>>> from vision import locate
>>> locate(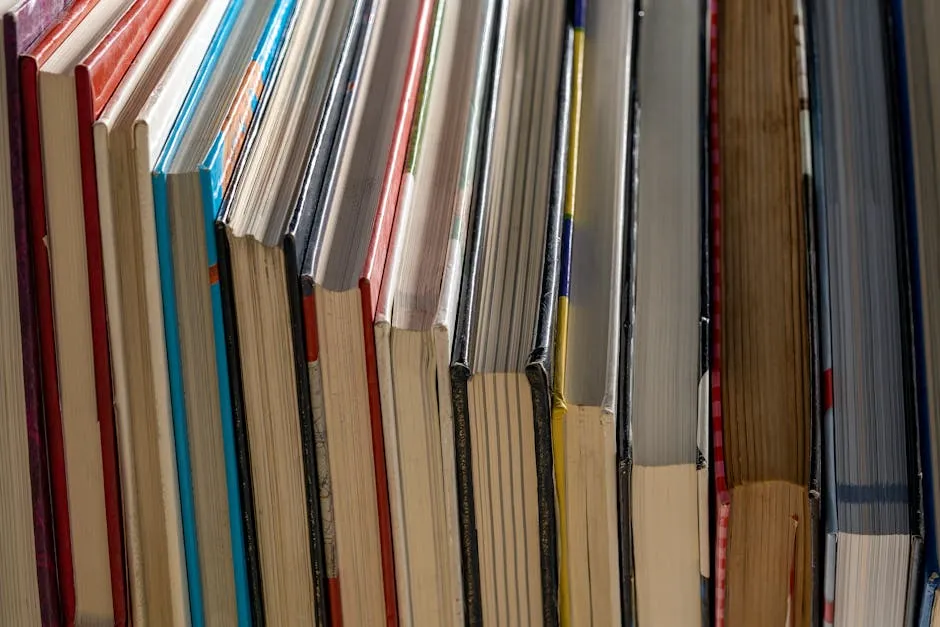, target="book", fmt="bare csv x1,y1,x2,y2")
19,1,105,621
894,0,940,623
92,0,235,623
449,0,567,623
627,1,707,625
810,1,923,625
0,0,76,623
25,0,173,621
709,1,818,625
295,0,434,623
371,0,496,623
281,0,371,622
551,0,632,624
216,0,367,623
152,0,296,620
